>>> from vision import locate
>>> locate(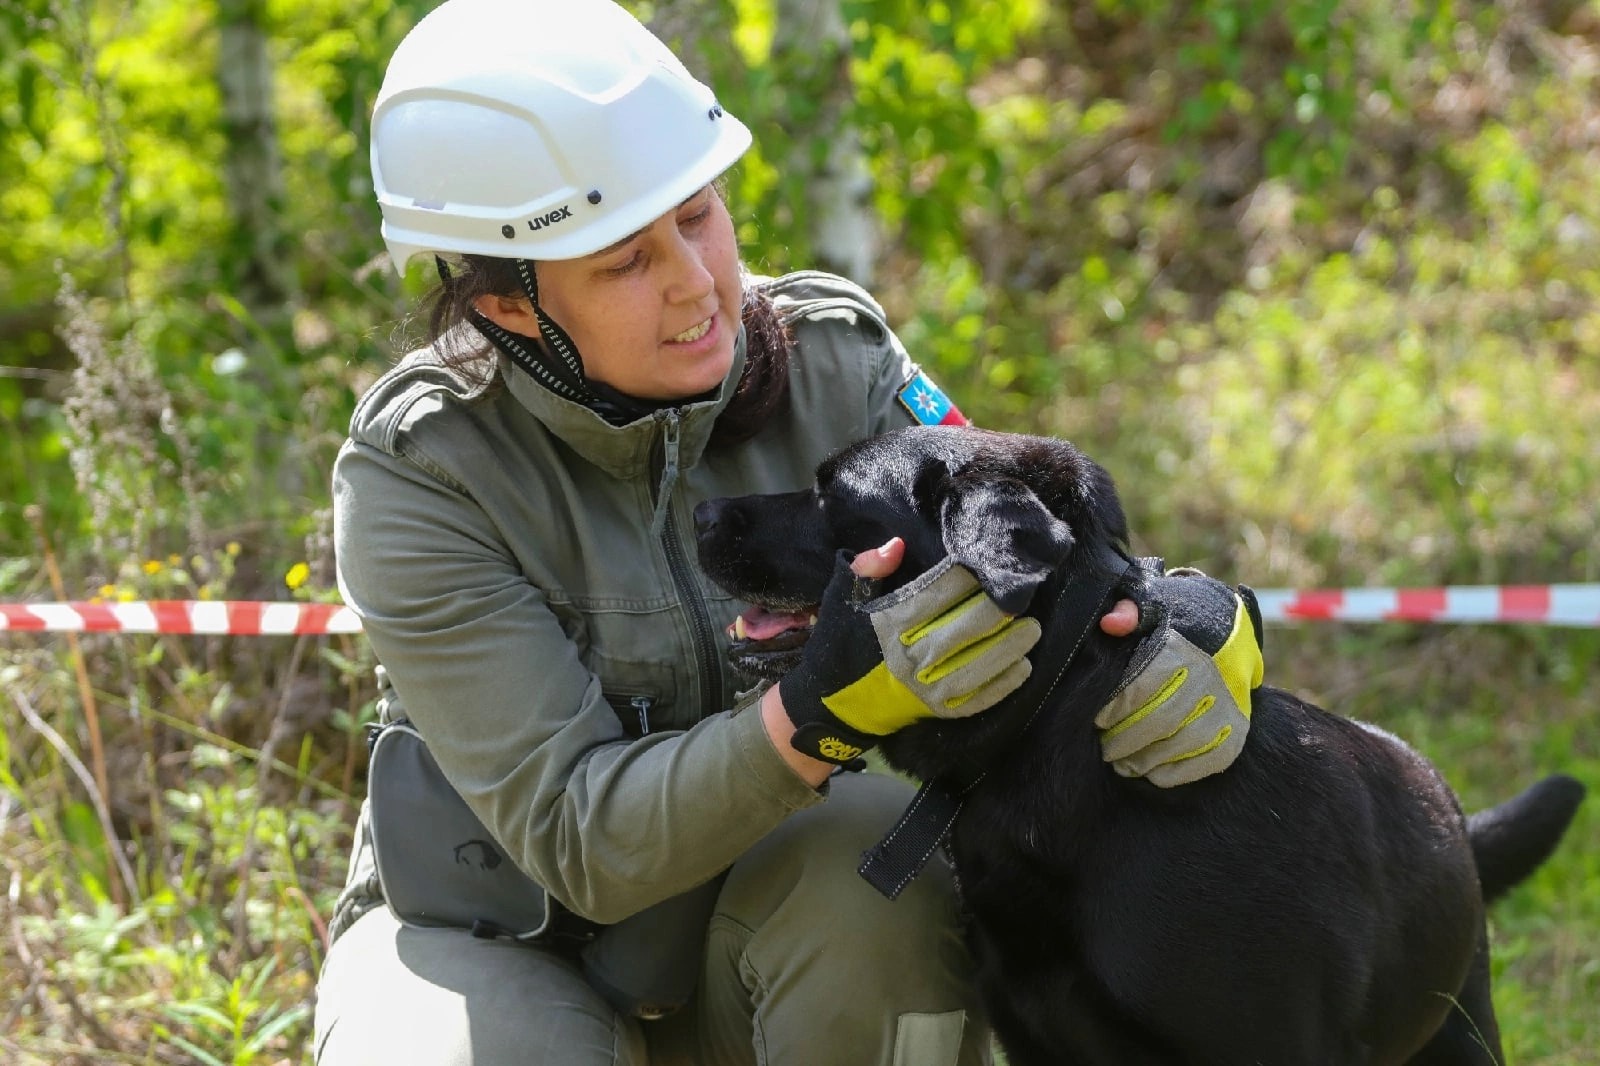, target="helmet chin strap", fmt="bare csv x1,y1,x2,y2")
451,256,712,425
454,256,594,407
512,259,593,397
